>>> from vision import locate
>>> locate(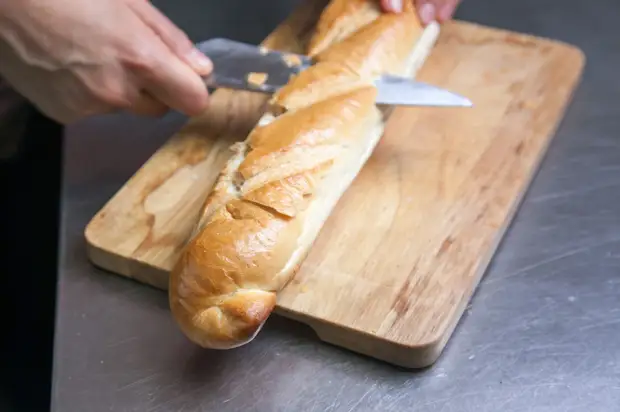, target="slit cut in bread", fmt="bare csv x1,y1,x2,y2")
169,0,441,349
